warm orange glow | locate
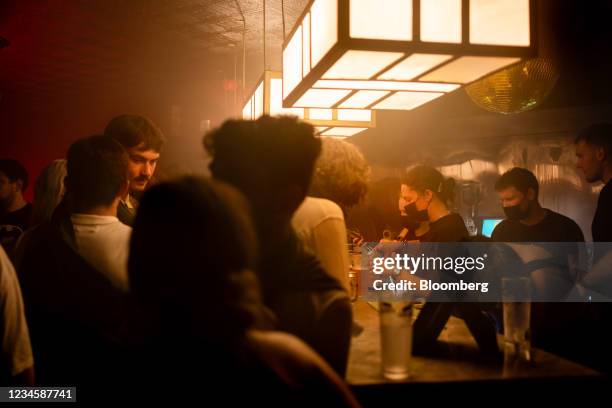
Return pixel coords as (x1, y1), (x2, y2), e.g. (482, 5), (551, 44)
(350, 0), (412, 41)
(419, 56), (521, 84)
(322, 50), (404, 80)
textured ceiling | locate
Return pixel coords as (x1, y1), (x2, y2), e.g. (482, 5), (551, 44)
(0, 0), (308, 99)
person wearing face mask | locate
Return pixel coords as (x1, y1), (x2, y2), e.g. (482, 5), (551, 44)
(396, 183), (429, 241)
(401, 166), (467, 243)
(400, 166), (499, 357)
(491, 167), (583, 243)
(492, 167), (586, 363)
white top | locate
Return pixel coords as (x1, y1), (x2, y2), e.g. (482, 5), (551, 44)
(0, 245), (34, 376)
(292, 197), (350, 292)
(71, 214), (131, 292)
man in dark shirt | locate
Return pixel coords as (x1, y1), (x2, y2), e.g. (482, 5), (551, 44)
(575, 122), (612, 242)
(492, 167), (584, 243)
(0, 159), (32, 255)
(492, 167), (585, 361)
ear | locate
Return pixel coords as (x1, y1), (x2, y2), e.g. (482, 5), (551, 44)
(14, 179), (23, 193)
(595, 146), (606, 161)
(423, 189), (434, 202)
(526, 187), (536, 201)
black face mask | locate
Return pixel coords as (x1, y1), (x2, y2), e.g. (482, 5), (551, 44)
(403, 202), (429, 223)
(503, 203), (529, 221)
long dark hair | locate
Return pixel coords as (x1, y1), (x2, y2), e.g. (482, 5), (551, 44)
(128, 176), (261, 341)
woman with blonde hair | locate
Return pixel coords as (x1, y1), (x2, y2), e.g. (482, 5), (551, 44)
(31, 159), (67, 226)
(13, 160), (66, 267)
(292, 138), (370, 293)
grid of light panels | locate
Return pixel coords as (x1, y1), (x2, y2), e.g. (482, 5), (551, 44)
(242, 71), (375, 137)
(282, 0), (535, 111)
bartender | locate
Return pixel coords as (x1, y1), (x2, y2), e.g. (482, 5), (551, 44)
(400, 165), (498, 356)
(492, 167), (584, 362)
(397, 183), (429, 241)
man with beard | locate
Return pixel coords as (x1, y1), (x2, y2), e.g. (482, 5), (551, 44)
(492, 167), (583, 243)
(104, 115), (165, 226)
(492, 167), (584, 362)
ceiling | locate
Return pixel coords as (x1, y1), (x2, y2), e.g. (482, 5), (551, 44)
(1, 1), (612, 122)
(0, 0), (307, 100)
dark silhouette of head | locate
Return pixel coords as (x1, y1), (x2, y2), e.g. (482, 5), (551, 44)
(204, 116), (321, 229)
(65, 135), (128, 212)
(128, 176), (260, 341)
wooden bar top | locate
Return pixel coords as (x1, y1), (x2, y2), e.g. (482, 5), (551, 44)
(347, 301), (600, 386)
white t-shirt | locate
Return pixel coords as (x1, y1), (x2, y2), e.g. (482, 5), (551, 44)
(292, 197), (350, 292)
(0, 245), (34, 376)
(71, 214), (131, 292)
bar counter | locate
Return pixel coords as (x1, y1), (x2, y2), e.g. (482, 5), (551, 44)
(347, 301), (600, 386)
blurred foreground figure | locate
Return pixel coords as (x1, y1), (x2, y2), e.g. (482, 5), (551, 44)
(204, 116), (352, 376)
(123, 177), (359, 406)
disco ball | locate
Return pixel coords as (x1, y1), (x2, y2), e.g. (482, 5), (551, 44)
(465, 58), (559, 115)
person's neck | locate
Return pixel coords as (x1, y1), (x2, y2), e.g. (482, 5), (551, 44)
(427, 200), (450, 223)
(520, 203), (546, 226)
(6, 193), (27, 213)
(74, 200), (119, 217)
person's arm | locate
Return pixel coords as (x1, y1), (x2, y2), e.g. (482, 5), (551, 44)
(310, 217), (350, 292)
(0, 248), (35, 384)
(248, 330), (361, 408)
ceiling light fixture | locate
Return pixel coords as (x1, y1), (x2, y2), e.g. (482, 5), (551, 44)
(282, 0), (536, 111)
(241, 0), (375, 137)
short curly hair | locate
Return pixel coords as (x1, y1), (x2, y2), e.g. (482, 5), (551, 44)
(309, 138), (370, 211)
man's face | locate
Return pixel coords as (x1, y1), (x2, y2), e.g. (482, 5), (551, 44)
(575, 140), (605, 183)
(497, 186), (529, 210)
(126, 144), (160, 192)
(0, 172), (17, 210)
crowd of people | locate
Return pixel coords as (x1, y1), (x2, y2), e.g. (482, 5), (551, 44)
(0, 114), (611, 399)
